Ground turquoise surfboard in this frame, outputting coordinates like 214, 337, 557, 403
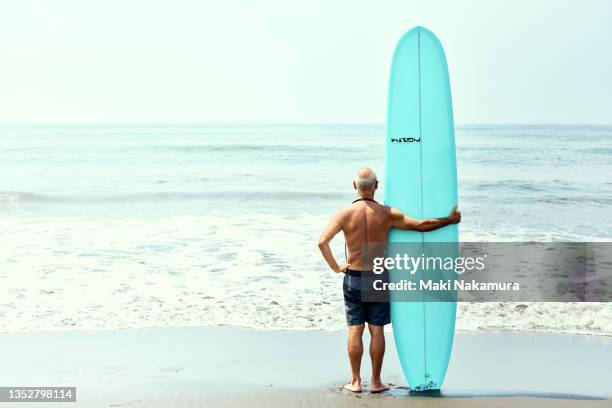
384, 27, 458, 391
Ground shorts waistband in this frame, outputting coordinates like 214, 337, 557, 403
345, 269, 374, 277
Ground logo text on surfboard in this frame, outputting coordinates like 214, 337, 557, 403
391, 137, 421, 143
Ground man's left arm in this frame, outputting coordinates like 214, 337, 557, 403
318, 212, 350, 273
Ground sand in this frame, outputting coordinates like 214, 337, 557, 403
0, 327, 610, 407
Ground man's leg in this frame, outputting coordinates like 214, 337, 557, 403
368, 323, 390, 393
344, 323, 365, 392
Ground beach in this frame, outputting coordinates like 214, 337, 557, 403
1, 124, 612, 406
1, 327, 611, 407
2, 0, 612, 403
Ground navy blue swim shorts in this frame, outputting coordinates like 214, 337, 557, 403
343, 269, 390, 326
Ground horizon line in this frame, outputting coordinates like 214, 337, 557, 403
0, 122, 611, 127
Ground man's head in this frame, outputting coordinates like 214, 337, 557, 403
353, 167, 378, 195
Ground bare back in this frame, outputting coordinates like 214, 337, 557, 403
338, 200, 392, 271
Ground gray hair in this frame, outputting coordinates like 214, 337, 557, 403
354, 167, 377, 191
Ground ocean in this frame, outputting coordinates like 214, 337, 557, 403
1, 124, 611, 334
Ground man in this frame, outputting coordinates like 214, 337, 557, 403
317, 167, 461, 393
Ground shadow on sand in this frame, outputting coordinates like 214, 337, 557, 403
384, 387, 606, 400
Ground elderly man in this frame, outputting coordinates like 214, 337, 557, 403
317, 167, 461, 393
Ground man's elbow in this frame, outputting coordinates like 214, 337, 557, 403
317, 238, 328, 249
413, 221, 427, 232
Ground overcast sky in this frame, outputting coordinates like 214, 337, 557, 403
0, 0, 611, 125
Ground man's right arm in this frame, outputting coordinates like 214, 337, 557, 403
317, 210, 350, 273
389, 205, 461, 232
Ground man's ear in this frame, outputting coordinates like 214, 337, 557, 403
375, 180, 379, 190
353, 181, 357, 190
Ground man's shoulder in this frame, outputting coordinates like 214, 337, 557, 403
371, 201, 391, 211
335, 204, 354, 216
377, 203, 393, 218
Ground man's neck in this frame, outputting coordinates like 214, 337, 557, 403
357, 191, 375, 200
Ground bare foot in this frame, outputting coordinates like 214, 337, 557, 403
370, 380, 390, 393
343, 379, 362, 393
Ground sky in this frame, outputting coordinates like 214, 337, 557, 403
0, 0, 611, 125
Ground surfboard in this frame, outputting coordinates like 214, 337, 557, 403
384, 26, 458, 391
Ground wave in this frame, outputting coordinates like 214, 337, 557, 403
464, 180, 579, 193
0, 190, 351, 204
534, 196, 612, 206
2, 143, 368, 155
0, 191, 51, 203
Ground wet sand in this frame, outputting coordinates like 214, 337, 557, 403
0, 327, 610, 407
